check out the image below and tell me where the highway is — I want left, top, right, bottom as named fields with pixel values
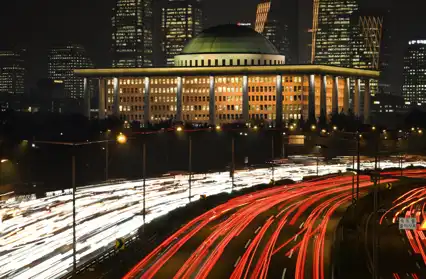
left=124, top=175, right=399, bottom=279
left=0, top=158, right=425, bottom=279
left=378, top=179, right=426, bottom=278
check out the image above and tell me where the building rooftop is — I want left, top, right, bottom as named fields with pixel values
left=181, top=24, right=279, bottom=55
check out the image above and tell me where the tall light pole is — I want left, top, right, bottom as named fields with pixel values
left=71, top=152, right=76, bottom=274
left=188, top=135, right=192, bottom=202
left=357, top=133, right=360, bottom=202
left=33, top=134, right=127, bottom=275
left=142, top=142, right=146, bottom=226
left=271, top=135, right=275, bottom=182
left=231, top=136, right=235, bottom=192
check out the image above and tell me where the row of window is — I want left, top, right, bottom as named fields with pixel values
left=118, top=113, right=303, bottom=122
left=176, top=58, right=284, bottom=67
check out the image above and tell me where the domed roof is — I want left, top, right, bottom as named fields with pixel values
left=181, top=24, right=279, bottom=55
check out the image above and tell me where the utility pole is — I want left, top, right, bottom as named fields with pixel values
left=231, top=136, right=235, bottom=191
left=188, top=136, right=192, bottom=202
left=72, top=153, right=76, bottom=275
left=142, top=143, right=146, bottom=226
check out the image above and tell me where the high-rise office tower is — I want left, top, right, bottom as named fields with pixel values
left=403, top=40, right=426, bottom=105
left=0, top=49, right=26, bottom=95
left=48, top=44, right=93, bottom=99
left=254, top=0, right=297, bottom=63
left=112, top=0, right=153, bottom=67
left=162, top=0, right=203, bottom=66
left=312, top=0, right=358, bottom=66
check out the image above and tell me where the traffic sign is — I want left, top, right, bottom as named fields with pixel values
left=399, top=217, right=417, bottom=230
left=385, top=183, right=392, bottom=190
left=115, top=238, right=125, bottom=250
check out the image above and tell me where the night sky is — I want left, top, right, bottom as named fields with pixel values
left=0, top=0, right=425, bottom=93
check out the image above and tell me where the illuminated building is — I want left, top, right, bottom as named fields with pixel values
left=112, top=0, right=153, bottom=67
left=403, top=40, right=426, bottom=105
left=254, top=0, right=296, bottom=63
left=350, top=10, right=385, bottom=96
left=0, top=49, right=26, bottom=95
left=162, top=0, right=203, bottom=66
left=75, top=25, right=379, bottom=125
left=312, top=0, right=358, bottom=66
left=48, top=44, right=94, bottom=99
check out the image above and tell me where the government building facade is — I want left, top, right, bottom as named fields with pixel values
left=75, top=25, right=379, bottom=126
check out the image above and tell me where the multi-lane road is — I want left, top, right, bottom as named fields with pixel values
left=377, top=178, right=426, bottom=279
left=123, top=174, right=400, bottom=279
left=0, top=158, right=425, bottom=279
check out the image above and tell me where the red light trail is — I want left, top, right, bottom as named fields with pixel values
left=123, top=171, right=402, bottom=279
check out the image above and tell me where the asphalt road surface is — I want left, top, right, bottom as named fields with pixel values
left=124, top=174, right=397, bottom=279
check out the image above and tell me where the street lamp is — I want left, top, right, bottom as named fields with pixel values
left=311, top=124, right=316, bottom=131
left=314, top=144, right=327, bottom=176
left=32, top=136, right=127, bottom=275
left=117, top=133, right=128, bottom=144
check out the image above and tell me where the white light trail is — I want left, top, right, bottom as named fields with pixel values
left=0, top=158, right=425, bottom=278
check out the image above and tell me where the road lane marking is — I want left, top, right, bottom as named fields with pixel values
left=288, top=249, right=294, bottom=258
left=294, top=234, right=299, bottom=242
left=299, top=222, right=305, bottom=229
left=234, top=256, right=242, bottom=267
left=281, top=267, right=287, bottom=279
left=416, top=262, right=421, bottom=269
left=255, top=226, right=261, bottom=234
left=244, top=239, right=252, bottom=249
left=408, top=250, right=412, bottom=256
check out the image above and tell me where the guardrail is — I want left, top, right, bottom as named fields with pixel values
left=62, top=232, right=158, bottom=279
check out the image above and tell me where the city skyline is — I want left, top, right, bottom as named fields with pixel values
left=0, top=0, right=425, bottom=95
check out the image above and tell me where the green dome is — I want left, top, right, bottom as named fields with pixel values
left=181, top=25, right=279, bottom=55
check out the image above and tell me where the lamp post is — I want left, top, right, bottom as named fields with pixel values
left=271, top=135, right=275, bottom=182
left=188, top=135, right=192, bottom=202
left=356, top=133, right=361, bottom=202
left=142, top=143, right=146, bottom=226
left=231, top=136, right=235, bottom=192
left=33, top=134, right=127, bottom=275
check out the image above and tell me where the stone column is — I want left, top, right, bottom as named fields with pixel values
left=113, top=77, right=120, bottom=117
left=83, top=78, right=91, bottom=119
left=176, top=76, right=183, bottom=122
left=343, top=77, right=350, bottom=114
left=354, top=78, right=361, bottom=118
left=320, top=75, right=327, bottom=117
left=332, top=76, right=339, bottom=115
left=144, top=77, right=150, bottom=126
left=98, top=78, right=106, bottom=120
left=242, top=75, right=249, bottom=122
left=364, top=79, right=371, bottom=124
left=209, top=76, right=216, bottom=125
left=308, top=74, right=316, bottom=121
left=275, top=75, right=283, bottom=128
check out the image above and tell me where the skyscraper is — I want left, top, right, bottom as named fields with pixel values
left=162, top=0, right=203, bottom=66
left=0, top=49, right=26, bottom=95
left=112, top=0, right=153, bottom=68
left=48, top=44, right=93, bottom=99
left=254, top=0, right=297, bottom=63
left=312, top=0, right=358, bottom=66
left=403, top=40, right=426, bottom=105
